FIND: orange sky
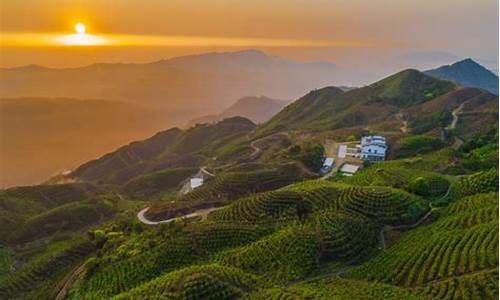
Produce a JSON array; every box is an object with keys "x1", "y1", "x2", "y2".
[{"x1": 1, "y1": 0, "x2": 498, "y2": 70}]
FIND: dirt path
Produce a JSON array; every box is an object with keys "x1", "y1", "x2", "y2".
[
  {"x1": 137, "y1": 206, "x2": 225, "y2": 225},
  {"x1": 379, "y1": 185, "x2": 452, "y2": 250},
  {"x1": 200, "y1": 167, "x2": 215, "y2": 177},
  {"x1": 180, "y1": 166, "x2": 216, "y2": 195},
  {"x1": 248, "y1": 132, "x2": 289, "y2": 158},
  {"x1": 286, "y1": 267, "x2": 350, "y2": 287},
  {"x1": 379, "y1": 209, "x2": 434, "y2": 250},
  {"x1": 396, "y1": 113, "x2": 409, "y2": 133},
  {"x1": 447, "y1": 103, "x2": 465, "y2": 149},
  {"x1": 249, "y1": 139, "x2": 261, "y2": 158},
  {"x1": 54, "y1": 263, "x2": 86, "y2": 300},
  {"x1": 320, "y1": 157, "x2": 345, "y2": 180},
  {"x1": 449, "y1": 103, "x2": 465, "y2": 130}
]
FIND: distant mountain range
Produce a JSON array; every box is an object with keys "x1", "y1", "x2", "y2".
[
  {"x1": 424, "y1": 58, "x2": 498, "y2": 95},
  {"x1": 0, "y1": 50, "x2": 348, "y2": 122},
  {"x1": 188, "y1": 96, "x2": 290, "y2": 126}
]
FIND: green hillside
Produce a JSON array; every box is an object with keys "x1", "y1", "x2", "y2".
[
  {"x1": 2, "y1": 67, "x2": 498, "y2": 300},
  {"x1": 121, "y1": 167, "x2": 198, "y2": 200},
  {"x1": 370, "y1": 69, "x2": 455, "y2": 107},
  {"x1": 146, "y1": 164, "x2": 305, "y2": 221},
  {"x1": 257, "y1": 69, "x2": 456, "y2": 135},
  {"x1": 72, "y1": 117, "x2": 255, "y2": 184}
]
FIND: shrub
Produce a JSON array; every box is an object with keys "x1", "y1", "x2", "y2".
[
  {"x1": 300, "y1": 143, "x2": 325, "y2": 172},
  {"x1": 394, "y1": 135, "x2": 445, "y2": 158}
]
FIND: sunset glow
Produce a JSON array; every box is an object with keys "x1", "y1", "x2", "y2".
[
  {"x1": 56, "y1": 33, "x2": 108, "y2": 46},
  {"x1": 2, "y1": 32, "x2": 374, "y2": 48}
]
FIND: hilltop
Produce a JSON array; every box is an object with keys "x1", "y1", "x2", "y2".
[{"x1": 425, "y1": 58, "x2": 499, "y2": 95}]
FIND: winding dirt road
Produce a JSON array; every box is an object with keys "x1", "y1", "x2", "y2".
[
  {"x1": 448, "y1": 103, "x2": 465, "y2": 149},
  {"x1": 54, "y1": 263, "x2": 86, "y2": 300},
  {"x1": 137, "y1": 206, "x2": 225, "y2": 225},
  {"x1": 449, "y1": 103, "x2": 465, "y2": 130}
]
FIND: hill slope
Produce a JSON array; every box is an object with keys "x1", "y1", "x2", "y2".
[
  {"x1": 257, "y1": 69, "x2": 455, "y2": 135},
  {"x1": 71, "y1": 117, "x2": 256, "y2": 184},
  {"x1": 425, "y1": 58, "x2": 499, "y2": 95}
]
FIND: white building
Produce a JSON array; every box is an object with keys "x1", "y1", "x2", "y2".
[
  {"x1": 338, "y1": 144, "x2": 347, "y2": 158},
  {"x1": 340, "y1": 163, "x2": 361, "y2": 176},
  {"x1": 190, "y1": 178, "x2": 204, "y2": 189},
  {"x1": 361, "y1": 135, "x2": 386, "y2": 161},
  {"x1": 320, "y1": 157, "x2": 335, "y2": 173}
]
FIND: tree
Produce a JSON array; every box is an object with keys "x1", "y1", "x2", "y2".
[
  {"x1": 300, "y1": 143, "x2": 325, "y2": 172},
  {"x1": 408, "y1": 177, "x2": 430, "y2": 196}
]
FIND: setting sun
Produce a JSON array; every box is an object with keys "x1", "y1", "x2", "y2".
[{"x1": 75, "y1": 23, "x2": 86, "y2": 34}]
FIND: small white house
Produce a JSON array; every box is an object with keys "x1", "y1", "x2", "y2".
[
  {"x1": 323, "y1": 157, "x2": 334, "y2": 168},
  {"x1": 320, "y1": 157, "x2": 335, "y2": 173},
  {"x1": 190, "y1": 178, "x2": 204, "y2": 189},
  {"x1": 340, "y1": 163, "x2": 361, "y2": 176},
  {"x1": 361, "y1": 135, "x2": 387, "y2": 161}
]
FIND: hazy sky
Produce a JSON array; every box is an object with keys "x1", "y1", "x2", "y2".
[{"x1": 1, "y1": 0, "x2": 498, "y2": 74}]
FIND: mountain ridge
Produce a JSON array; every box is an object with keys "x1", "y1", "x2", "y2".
[
  {"x1": 424, "y1": 58, "x2": 499, "y2": 95},
  {"x1": 256, "y1": 69, "x2": 456, "y2": 135},
  {"x1": 0, "y1": 50, "x2": 347, "y2": 126}
]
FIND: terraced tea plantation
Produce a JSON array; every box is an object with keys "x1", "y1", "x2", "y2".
[
  {"x1": 0, "y1": 76, "x2": 498, "y2": 299},
  {"x1": 145, "y1": 165, "x2": 304, "y2": 221}
]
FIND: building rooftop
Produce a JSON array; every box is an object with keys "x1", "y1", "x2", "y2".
[
  {"x1": 340, "y1": 163, "x2": 361, "y2": 174},
  {"x1": 361, "y1": 135, "x2": 387, "y2": 148},
  {"x1": 323, "y1": 157, "x2": 334, "y2": 167},
  {"x1": 338, "y1": 144, "x2": 347, "y2": 158},
  {"x1": 190, "y1": 178, "x2": 204, "y2": 189}
]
